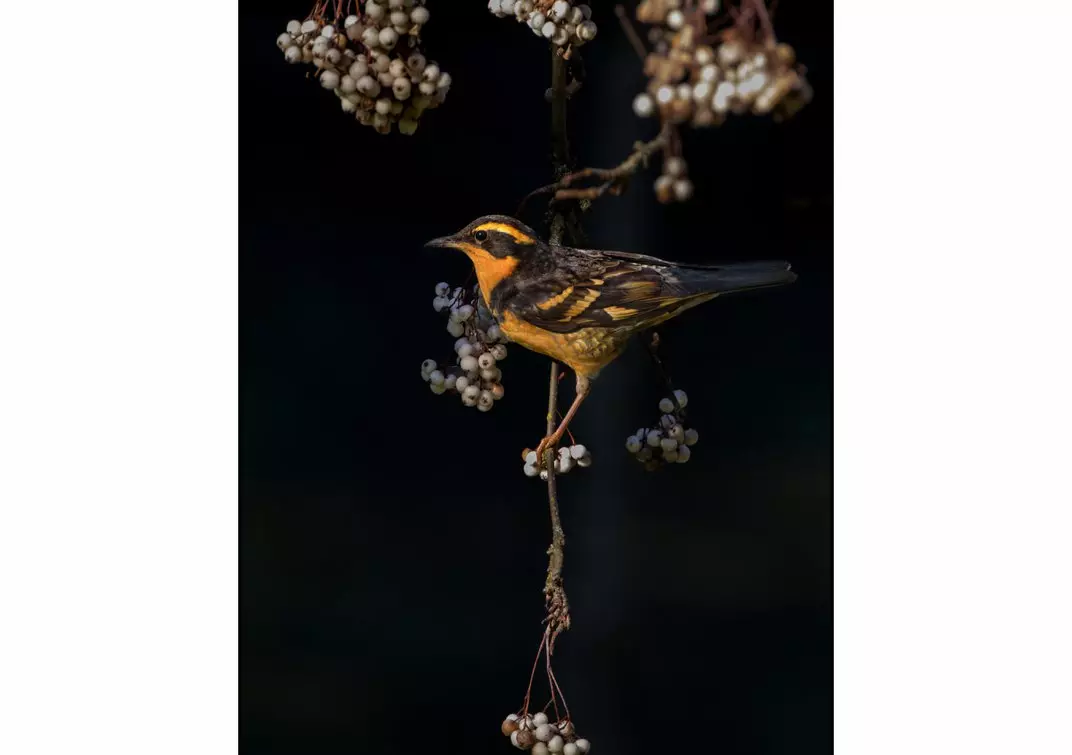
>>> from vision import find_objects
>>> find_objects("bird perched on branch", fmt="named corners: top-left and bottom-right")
top-left (426, 215), bottom-right (796, 460)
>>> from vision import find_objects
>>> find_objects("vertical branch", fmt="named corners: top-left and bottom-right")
top-left (549, 50), bottom-right (586, 244)
top-left (543, 362), bottom-right (566, 616)
top-left (550, 50), bottom-right (570, 185)
top-left (544, 48), bottom-right (571, 648)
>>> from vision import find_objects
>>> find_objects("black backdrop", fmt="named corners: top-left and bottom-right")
top-left (241, 2), bottom-right (832, 753)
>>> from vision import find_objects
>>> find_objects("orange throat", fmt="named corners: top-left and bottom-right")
top-left (455, 242), bottom-right (518, 309)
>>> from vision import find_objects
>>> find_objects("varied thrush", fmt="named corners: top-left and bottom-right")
top-left (427, 215), bottom-right (796, 460)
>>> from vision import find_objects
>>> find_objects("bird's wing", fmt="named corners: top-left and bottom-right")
top-left (509, 254), bottom-right (703, 335)
top-left (510, 249), bottom-right (796, 335)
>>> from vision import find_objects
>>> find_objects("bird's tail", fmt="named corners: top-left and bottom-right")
top-left (678, 260), bottom-right (797, 296)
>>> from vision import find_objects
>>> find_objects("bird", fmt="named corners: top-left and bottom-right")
top-left (426, 214), bottom-right (797, 461)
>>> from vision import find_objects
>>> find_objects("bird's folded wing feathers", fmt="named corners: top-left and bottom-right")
top-left (511, 262), bottom-right (702, 334)
top-left (510, 253), bottom-right (796, 334)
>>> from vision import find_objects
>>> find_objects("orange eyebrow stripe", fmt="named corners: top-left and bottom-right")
top-left (536, 285), bottom-right (575, 310)
top-left (472, 222), bottom-right (537, 245)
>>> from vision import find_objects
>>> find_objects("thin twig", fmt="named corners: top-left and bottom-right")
top-left (648, 331), bottom-right (686, 417)
top-left (748, 0), bottom-right (777, 42)
top-left (521, 629), bottom-right (546, 715)
top-left (544, 632), bottom-right (560, 720)
top-left (544, 634), bottom-right (572, 720)
top-left (519, 124), bottom-right (671, 213)
top-left (615, 4), bottom-right (648, 62)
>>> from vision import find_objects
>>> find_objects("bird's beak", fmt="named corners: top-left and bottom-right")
top-left (425, 234), bottom-right (461, 250)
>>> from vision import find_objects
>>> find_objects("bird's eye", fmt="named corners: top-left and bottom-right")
top-left (473, 229), bottom-right (488, 242)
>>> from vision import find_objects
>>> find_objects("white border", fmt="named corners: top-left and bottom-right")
top-left (0, 0), bottom-right (237, 752)
top-left (2, 1), bottom-right (1071, 753)
top-left (836, 4), bottom-right (1072, 753)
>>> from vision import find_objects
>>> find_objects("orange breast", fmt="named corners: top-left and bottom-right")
top-left (499, 311), bottom-right (625, 378)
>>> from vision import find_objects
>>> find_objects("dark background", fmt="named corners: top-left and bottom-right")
top-left (241, 1), bottom-right (832, 753)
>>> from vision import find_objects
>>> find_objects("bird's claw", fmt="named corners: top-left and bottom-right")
top-left (533, 434), bottom-right (559, 466)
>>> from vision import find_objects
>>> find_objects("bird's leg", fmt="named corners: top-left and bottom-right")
top-left (535, 373), bottom-right (591, 463)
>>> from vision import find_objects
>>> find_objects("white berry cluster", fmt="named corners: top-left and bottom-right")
top-left (276, 1), bottom-right (450, 134)
top-left (625, 389), bottom-right (699, 470)
top-left (652, 155), bottom-right (693, 204)
top-left (636, 0), bottom-right (721, 23)
top-left (421, 282), bottom-right (507, 411)
top-left (522, 444), bottom-right (591, 480)
top-left (631, 3), bottom-right (812, 130)
top-left (501, 711), bottom-right (591, 755)
top-left (488, 1), bottom-right (597, 54)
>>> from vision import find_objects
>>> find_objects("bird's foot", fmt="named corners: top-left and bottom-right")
top-left (533, 433), bottom-right (562, 466)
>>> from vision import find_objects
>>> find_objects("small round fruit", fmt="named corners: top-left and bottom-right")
top-left (320, 70), bottom-right (340, 89)
top-left (654, 174), bottom-right (674, 204)
top-left (516, 729), bottom-right (536, 750)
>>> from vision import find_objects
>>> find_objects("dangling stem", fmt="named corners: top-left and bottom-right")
top-left (521, 629), bottom-right (547, 714)
top-left (648, 331), bottom-right (686, 416)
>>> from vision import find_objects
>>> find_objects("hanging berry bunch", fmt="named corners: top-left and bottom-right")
top-left (421, 282), bottom-right (508, 411)
top-left (628, 0), bottom-right (812, 202)
top-left (625, 389), bottom-right (700, 470)
top-left (651, 155), bottom-right (694, 205)
top-left (502, 711), bottom-right (592, 755)
top-left (488, 1), bottom-right (598, 56)
top-left (499, 624), bottom-right (590, 754)
top-left (517, 1), bottom-right (808, 208)
top-left (276, 0), bottom-right (450, 134)
top-left (521, 443), bottom-right (592, 480)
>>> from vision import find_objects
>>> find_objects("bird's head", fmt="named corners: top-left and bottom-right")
top-left (426, 215), bottom-right (544, 301)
